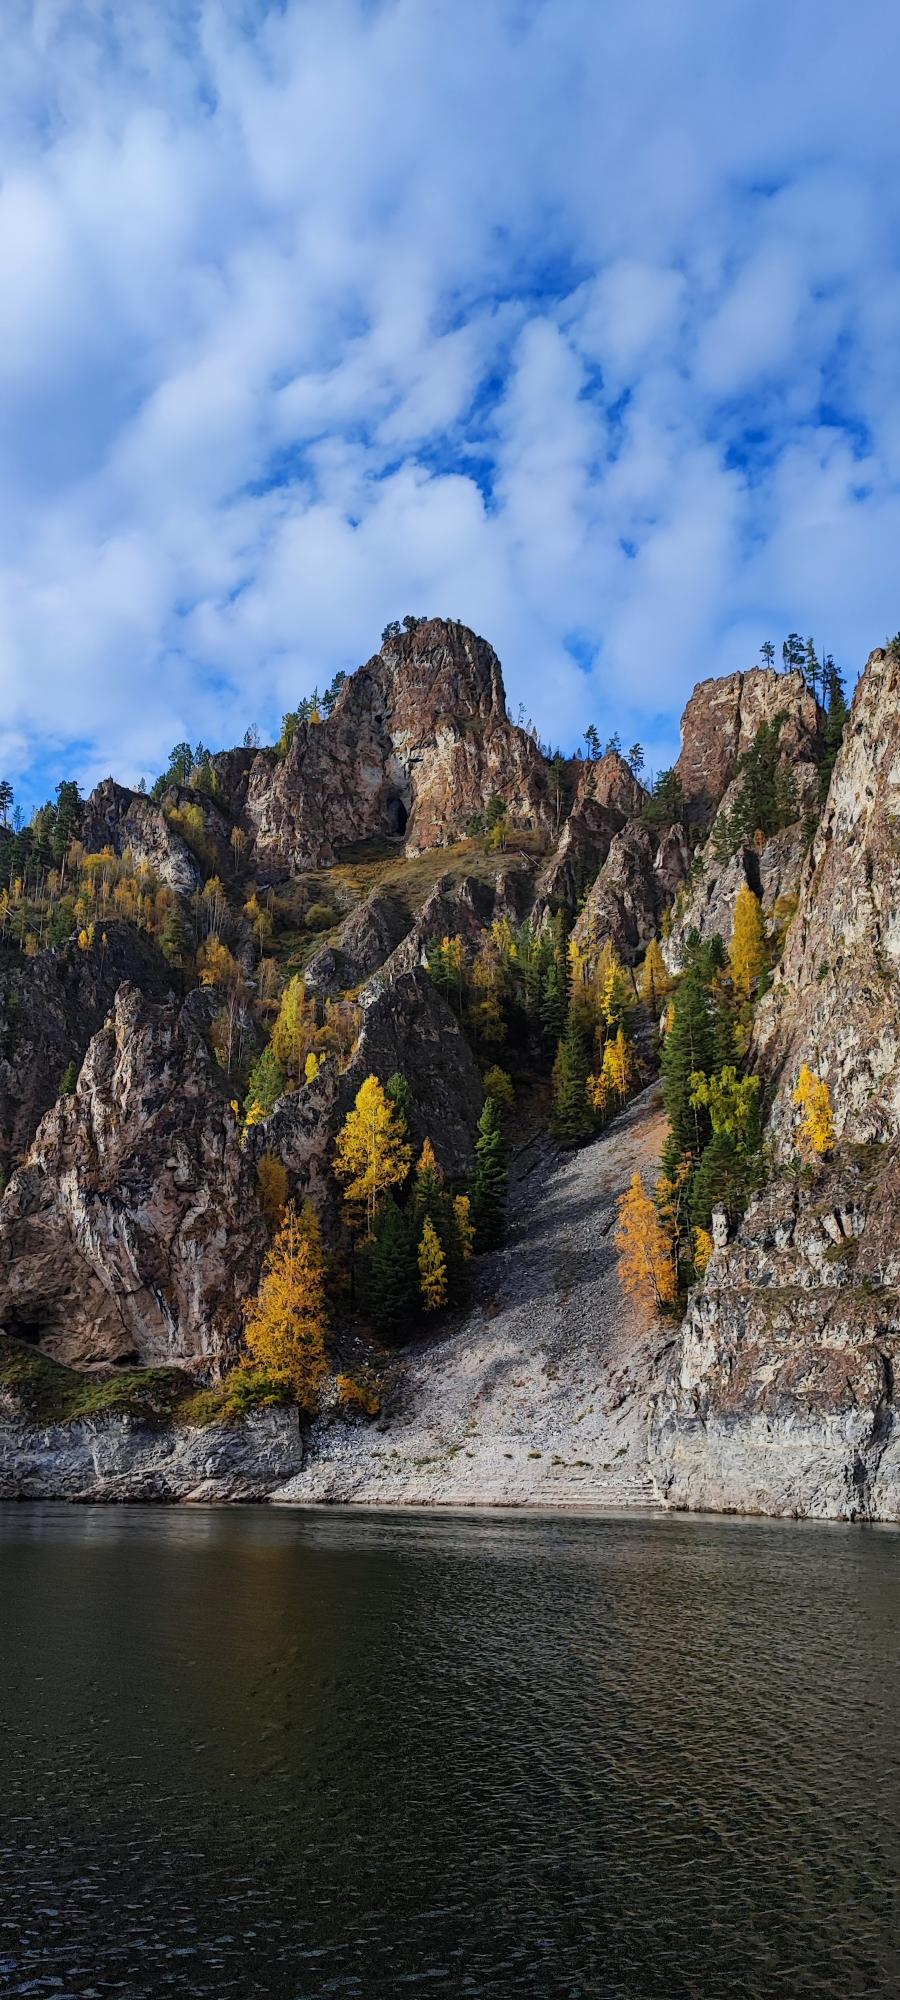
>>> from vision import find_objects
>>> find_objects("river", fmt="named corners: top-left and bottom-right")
top-left (1, 1504), bottom-right (898, 1998)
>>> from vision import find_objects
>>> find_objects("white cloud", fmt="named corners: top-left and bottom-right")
top-left (0, 0), bottom-right (898, 806)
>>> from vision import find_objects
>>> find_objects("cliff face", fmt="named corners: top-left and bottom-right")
top-left (572, 822), bottom-right (689, 965)
top-left (0, 985), bottom-right (266, 1368)
top-left (675, 666), bottom-right (822, 824)
top-left (81, 779), bottom-right (201, 894)
top-left (754, 647), bottom-right (900, 1150)
top-left (243, 620), bottom-right (553, 877)
top-left (0, 922), bottom-right (173, 1178)
top-left (656, 643), bottom-right (900, 1521)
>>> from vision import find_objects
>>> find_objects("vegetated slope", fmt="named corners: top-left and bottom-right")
top-left (275, 1085), bottom-right (669, 1507)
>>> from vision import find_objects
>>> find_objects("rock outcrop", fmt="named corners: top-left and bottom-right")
top-left (0, 922), bottom-right (174, 1176)
top-left (578, 749), bottom-right (647, 819)
top-left (253, 968), bottom-right (485, 1217)
top-left (650, 1158), bottom-right (900, 1521)
top-left (0, 985), bottom-right (266, 1368)
top-left (81, 779), bottom-right (201, 894)
top-left (675, 667), bottom-right (823, 824)
top-left (242, 620), bottom-right (553, 877)
top-left (572, 822), bottom-right (689, 965)
top-left (0, 1406), bottom-right (303, 1501)
top-left (754, 646), bottom-right (900, 1151)
top-left (304, 887), bottom-right (415, 994)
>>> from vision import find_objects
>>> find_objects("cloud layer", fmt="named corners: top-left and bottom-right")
top-left (2, 0), bottom-right (899, 804)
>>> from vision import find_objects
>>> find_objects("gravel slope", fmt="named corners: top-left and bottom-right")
top-left (275, 1084), bottom-right (671, 1507)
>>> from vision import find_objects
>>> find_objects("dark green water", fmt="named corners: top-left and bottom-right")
top-left (1, 1505), bottom-right (898, 2000)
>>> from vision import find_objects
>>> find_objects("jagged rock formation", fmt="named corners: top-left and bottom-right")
top-left (0, 922), bottom-right (174, 1175)
top-left (755, 646), bottom-right (900, 1150)
top-left (650, 1159), bottom-right (900, 1520)
top-left (241, 620), bottom-right (553, 877)
top-left (665, 822), bottom-right (808, 972)
top-left (253, 969), bottom-right (484, 1216)
top-left (0, 985), bottom-right (266, 1368)
top-left (656, 642), bottom-right (900, 1522)
top-left (81, 779), bottom-right (201, 894)
top-left (304, 887), bottom-right (415, 993)
top-left (578, 749), bottom-right (647, 819)
top-left (572, 822), bottom-right (689, 964)
top-left (675, 667), bottom-right (822, 824)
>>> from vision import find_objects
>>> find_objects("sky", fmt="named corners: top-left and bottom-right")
top-left (2, 0), bottom-right (900, 815)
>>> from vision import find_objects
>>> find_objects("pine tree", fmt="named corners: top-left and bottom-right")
top-left (244, 1042), bottom-right (286, 1120)
top-left (161, 898), bottom-right (193, 971)
top-left (333, 1073), bottom-right (412, 1234)
top-left (730, 885), bottom-right (767, 997)
top-left (661, 963), bottom-right (720, 1171)
top-left (540, 912), bottom-right (570, 1045)
top-left (470, 1097), bottom-right (508, 1251)
top-left (551, 1019), bottom-right (594, 1144)
top-left (413, 1138), bottom-right (445, 1231)
top-left (244, 1202), bottom-right (329, 1407)
top-left (366, 1197), bottom-right (419, 1334)
top-left (418, 1217), bottom-right (448, 1311)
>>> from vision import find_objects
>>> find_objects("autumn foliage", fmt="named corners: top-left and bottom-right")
top-left (792, 1064), bottom-right (835, 1158)
top-left (614, 1172), bottom-right (678, 1312)
top-left (244, 1202), bottom-right (329, 1407)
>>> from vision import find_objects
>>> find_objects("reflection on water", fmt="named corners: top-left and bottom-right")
top-left (1, 1503), bottom-right (898, 1998)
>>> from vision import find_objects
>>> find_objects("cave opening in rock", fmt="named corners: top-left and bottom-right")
top-left (386, 795), bottom-right (409, 837)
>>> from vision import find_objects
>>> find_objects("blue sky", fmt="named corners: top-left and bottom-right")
top-left (2, 0), bottom-right (900, 816)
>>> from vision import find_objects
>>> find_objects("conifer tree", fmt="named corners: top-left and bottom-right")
top-left (640, 938), bottom-right (670, 1012)
top-left (244, 1042), bottom-right (286, 1121)
top-left (614, 1173), bottom-right (677, 1310)
top-left (551, 1018), bottom-right (594, 1144)
top-left (161, 898), bottom-right (193, 971)
top-left (792, 1065), bottom-right (835, 1158)
top-left (661, 962), bottom-right (720, 1171)
top-left (470, 1097), bottom-right (508, 1251)
top-left (540, 911), bottom-right (570, 1045)
top-left (418, 1217), bottom-right (448, 1311)
top-left (244, 1202), bottom-right (329, 1406)
top-left (730, 885), bottom-right (767, 997)
top-left (366, 1197), bottom-right (419, 1334)
top-left (333, 1073), bottom-right (412, 1235)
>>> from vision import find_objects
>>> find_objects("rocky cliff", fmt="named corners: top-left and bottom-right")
top-left (240, 620), bottom-right (553, 877)
top-left (0, 984), bottom-right (266, 1367)
top-left (674, 666), bottom-right (822, 824)
top-left (655, 641), bottom-right (900, 1521)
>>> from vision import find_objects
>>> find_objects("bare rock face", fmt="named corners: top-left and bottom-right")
top-left (0, 922), bottom-right (174, 1177)
top-left (755, 647), bottom-right (900, 1152)
top-left (0, 1407), bottom-right (303, 1502)
top-left (650, 1159), bottom-right (900, 1521)
top-left (578, 750), bottom-right (647, 819)
top-left (534, 796), bottom-right (624, 920)
top-left (81, 779), bottom-right (201, 894)
top-left (252, 969), bottom-right (485, 1216)
top-left (243, 620), bottom-right (553, 877)
top-left (665, 821), bottom-right (809, 973)
top-left (304, 888), bottom-right (415, 994)
top-left (572, 822), bottom-right (690, 965)
top-left (675, 667), bottom-right (822, 824)
top-left (0, 985), bottom-right (266, 1368)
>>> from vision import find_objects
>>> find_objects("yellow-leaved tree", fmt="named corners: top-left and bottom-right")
top-left (730, 885), bottom-right (767, 997)
top-left (640, 937), bottom-right (670, 1012)
top-left (256, 1154), bottom-right (288, 1229)
top-left (792, 1064), bottom-right (835, 1158)
top-left (418, 1217), bottom-right (448, 1310)
top-left (333, 1073), bottom-right (412, 1235)
top-left (614, 1172), bottom-right (678, 1311)
top-left (244, 1202), bottom-right (329, 1407)
top-left (271, 975), bottom-right (317, 1087)
top-left (453, 1193), bottom-right (475, 1260)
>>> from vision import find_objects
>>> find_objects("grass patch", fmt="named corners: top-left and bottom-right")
top-left (0, 1336), bottom-right (189, 1428)
top-left (0, 1338), bottom-right (292, 1431)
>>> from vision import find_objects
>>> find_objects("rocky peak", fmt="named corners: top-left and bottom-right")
top-left (577, 749), bottom-right (647, 819)
top-left (675, 666), bottom-right (823, 824)
top-left (81, 778), bottom-right (201, 895)
top-left (243, 619), bottom-right (553, 877)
